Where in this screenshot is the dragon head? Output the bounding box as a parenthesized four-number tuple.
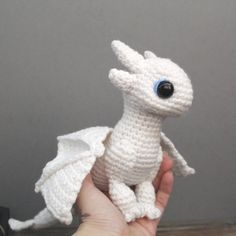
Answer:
(109, 40, 193, 117)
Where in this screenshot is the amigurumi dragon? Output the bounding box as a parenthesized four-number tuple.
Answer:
(9, 40, 195, 231)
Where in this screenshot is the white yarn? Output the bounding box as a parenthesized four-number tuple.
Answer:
(9, 208, 56, 231)
(9, 40, 195, 230)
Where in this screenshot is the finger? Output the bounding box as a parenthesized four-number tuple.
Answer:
(156, 171, 174, 211)
(153, 154, 173, 190)
(131, 171, 174, 233)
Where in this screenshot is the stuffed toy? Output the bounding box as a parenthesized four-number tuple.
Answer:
(9, 40, 195, 231)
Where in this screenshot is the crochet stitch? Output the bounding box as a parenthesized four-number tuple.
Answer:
(9, 40, 195, 231)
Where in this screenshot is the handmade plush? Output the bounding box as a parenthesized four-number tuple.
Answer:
(9, 40, 195, 231)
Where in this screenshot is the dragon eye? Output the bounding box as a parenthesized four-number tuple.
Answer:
(153, 79, 174, 98)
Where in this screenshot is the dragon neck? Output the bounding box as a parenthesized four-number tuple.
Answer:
(113, 95, 163, 141)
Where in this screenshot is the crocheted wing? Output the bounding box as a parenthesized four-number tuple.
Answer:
(160, 132, 195, 176)
(34, 126, 112, 225)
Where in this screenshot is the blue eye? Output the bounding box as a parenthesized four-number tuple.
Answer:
(153, 78, 174, 99)
(153, 79, 165, 93)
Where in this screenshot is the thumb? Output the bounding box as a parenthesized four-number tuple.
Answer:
(76, 174, 102, 213)
(76, 174, 123, 221)
(77, 175, 115, 215)
(73, 175, 124, 236)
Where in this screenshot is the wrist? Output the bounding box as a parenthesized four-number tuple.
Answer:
(74, 222, 126, 236)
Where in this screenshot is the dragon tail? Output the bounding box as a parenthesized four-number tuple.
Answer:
(9, 208, 58, 231)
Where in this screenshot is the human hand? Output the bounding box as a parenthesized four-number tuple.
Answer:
(73, 154, 174, 236)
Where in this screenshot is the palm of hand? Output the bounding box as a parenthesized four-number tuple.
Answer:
(74, 155, 174, 236)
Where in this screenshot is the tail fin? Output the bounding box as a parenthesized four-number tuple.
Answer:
(9, 208, 58, 231)
(8, 218, 34, 231)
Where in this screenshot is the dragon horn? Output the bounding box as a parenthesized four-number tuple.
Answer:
(111, 40, 144, 73)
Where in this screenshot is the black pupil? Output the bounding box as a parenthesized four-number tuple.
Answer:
(157, 81, 174, 98)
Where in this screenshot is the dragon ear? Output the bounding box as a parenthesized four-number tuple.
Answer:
(109, 68, 136, 93)
(111, 40, 144, 73)
(144, 50, 158, 59)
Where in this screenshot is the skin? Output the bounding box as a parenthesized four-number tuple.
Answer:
(73, 154, 174, 236)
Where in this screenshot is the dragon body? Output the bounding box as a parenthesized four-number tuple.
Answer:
(9, 40, 195, 231)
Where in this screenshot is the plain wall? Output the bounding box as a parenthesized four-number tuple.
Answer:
(0, 0, 235, 225)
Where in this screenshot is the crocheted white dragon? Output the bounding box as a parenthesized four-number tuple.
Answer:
(9, 40, 195, 231)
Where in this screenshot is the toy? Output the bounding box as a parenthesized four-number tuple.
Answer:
(9, 40, 195, 231)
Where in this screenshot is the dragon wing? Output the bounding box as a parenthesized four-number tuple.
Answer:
(160, 132, 195, 176)
(35, 126, 112, 225)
